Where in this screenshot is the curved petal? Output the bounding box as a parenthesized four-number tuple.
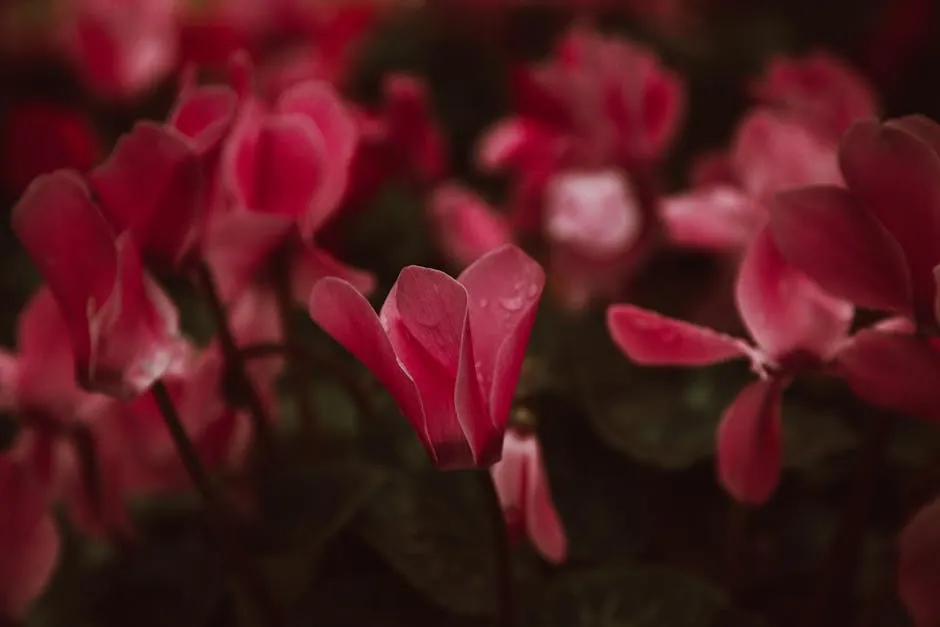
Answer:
(290, 243, 375, 305)
(476, 117, 546, 172)
(736, 228, 854, 363)
(458, 245, 545, 438)
(836, 329, 940, 423)
(428, 183, 513, 270)
(899, 497, 940, 627)
(716, 378, 784, 505)
(607, 304, 751, 366)
(839, 119, 940, 323)
(771, 186, 913, 315)
(520, 433, 567, 563)
(90, 122, 204, 264)
(660, 186, 764, 251)
(308, 278, 430, 456)
(168, 84, 239, 154)
(887, 115, 940, 159)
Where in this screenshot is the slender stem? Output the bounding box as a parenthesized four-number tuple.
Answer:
(152, 381, 222, 509)
(269, 249, 318, 445)
(193, 260, 273, 450)
(151, 380, 286, 627)
(803, 410, 893, 627)
(480, 470, 514, 627)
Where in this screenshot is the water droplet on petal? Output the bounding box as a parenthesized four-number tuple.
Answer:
(500, 294, 524, 312)
(479, 298, 489, 308)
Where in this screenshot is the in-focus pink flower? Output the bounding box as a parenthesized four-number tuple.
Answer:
(0, 103, 101, 195)
(751, 52, 878, 141)
(770, 115, 940, 330)
(607, 228, 853, 503)
(0, 452, 59, 620)
(490, 428, 567, 563)
(12, 171, 184, 398)
(62, 0, 181, 100)
(428, 183, 512, 270)
(309, 245, 544, 469)
(899, 496, 940, 627)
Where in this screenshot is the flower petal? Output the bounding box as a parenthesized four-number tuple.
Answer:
(771, 185, 913, 315)
(836, 329, 940, 423)
(520, 433, 567, 563)
(716, 378, 784, 505)
(290, 243, 375, 304)
(839, 119, 940, 323)
(899, 497, 940, 627)
(90, 122, 204, 264)
(660, 185, 764, 251)
(607, 304, 750, 366)
(736, 228, 854, 363)
(428, 183, 513, 270)
(458, 245, 545, 437)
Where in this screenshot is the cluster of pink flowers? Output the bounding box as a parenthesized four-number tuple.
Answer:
(2, 0, 940, 625)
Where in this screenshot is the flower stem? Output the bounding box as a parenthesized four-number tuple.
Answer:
(803, 409, 893, 627)
(480, 470, 514, 627)
(152, 380, 286, 627)
(193, 260, 273, 451)
(269, 249, 318, 447)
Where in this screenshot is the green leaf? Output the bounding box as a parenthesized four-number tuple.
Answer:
(534, 567, 767, 627)
(353, 470, 496, 615)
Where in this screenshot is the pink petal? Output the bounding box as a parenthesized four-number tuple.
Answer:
(0, 455, 60, 619)
(458, 245, 545, 438)
(476, 117, 546, 172)
(276, 81, 358, 234)
(307, 278, 430, 459)
(290, 243, 375, 304)
(836, 329, 940, 423)
(887, 115, 940, 158)
(520, 433, 567, 563)
(168, 84, 239, 154)
(689, 150, 737, 187)
(428, 183, 513, 269)
(716, 379, 784, 505)
(0, 351, 17, 411)
(839, 119, 940, 324)
(731, 108, 842, 203)
(899, 497, 940, 627)
(386, 268, 491, 466)
(90, 122, 204, 265)
(660, 185, 764, 251)
(607, 304, 750, 366)
(736, 228, 854, 363)
(771, 186, 913, 315)
(383, 74, 447, 183)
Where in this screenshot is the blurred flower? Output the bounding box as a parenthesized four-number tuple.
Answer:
(309, 245, 544, 469)
(899, 495, 940, 627)
(428, 183, 512, 270)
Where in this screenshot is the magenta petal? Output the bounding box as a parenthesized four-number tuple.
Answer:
(660, 185, 764, 251)
(429, 183, 513, 270)
(0, 351, 16, 411)
(771, 185, 913, 315)
(899, 497, 940, 627)
(168, 84, 239, 154)
(736, 228, 853, 363)
(716, 379, 784, 505)
(887, 115, 940, 159)
(840, 119, 940, 322)
(458, 245, 545, 437)
(290, 243, 375, 304)
(476, 117, 544, 172)
(90, 122, 204, 264)
(520, 434, 567, 563)
(276, 81, 358, 234)
(607, 304, 751, 366)
(836, 329, 940, 423)
(308, 278, 430, 454)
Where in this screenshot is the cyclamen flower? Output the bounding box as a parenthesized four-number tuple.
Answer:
(770, 115, 940, 330)
(309, 245, 545, 469)
(428, 183, 512, 270)
(490, 428, 567, 563)
(12, 171, 184, 398)
(607, 228, 853, 503)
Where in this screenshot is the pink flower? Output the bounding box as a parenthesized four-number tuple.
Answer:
(607, 228, 853, 503)
(751, 52, 878, 141)
(12, 171, 184, 398)
(428, 183, 512, 270)
(490, 428, 567, 563)
(899, 496, 940, 627)
(308, 245, 545, 469)
(62, 0, 180, 100)
(0, 103, 101, 195)
(0, 452, 60, 620)
(770, 115, 940, 329)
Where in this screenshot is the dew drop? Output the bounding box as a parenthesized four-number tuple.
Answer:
(500, 294, 524, 312)
(479, 298, 489, 308)
(526, 284, 538, 297)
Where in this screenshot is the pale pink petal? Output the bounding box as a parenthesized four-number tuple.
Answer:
(716, 378, 784, 505)
(607, 304, 751, 366)
(429, 183, 513, 269)
(836, 329, 940, 423)
(840, 119, 940, 323)
(660, 186, 764, 251)
(735, 228, 854, 363)
(476, 117, 546, 172)
(771, 186, 913, 315)
(899, 497, 940, 627)
(458, 245, 545, 436)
